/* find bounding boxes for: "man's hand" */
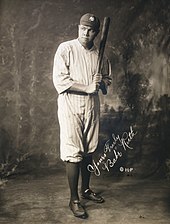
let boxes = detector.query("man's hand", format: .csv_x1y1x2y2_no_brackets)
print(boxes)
85,73,102,94
99,75,112,95
85,82,99,94
101,76,112,86
86,74,112,95
68,73,111,95
93,73,102,84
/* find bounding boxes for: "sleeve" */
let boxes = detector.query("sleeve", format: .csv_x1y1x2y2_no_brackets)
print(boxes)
52,43,75,94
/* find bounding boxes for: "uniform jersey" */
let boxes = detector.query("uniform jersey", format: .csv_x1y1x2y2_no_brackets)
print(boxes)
53,38,110,162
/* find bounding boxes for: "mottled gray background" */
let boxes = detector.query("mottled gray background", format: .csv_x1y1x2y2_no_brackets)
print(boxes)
0,0,170,178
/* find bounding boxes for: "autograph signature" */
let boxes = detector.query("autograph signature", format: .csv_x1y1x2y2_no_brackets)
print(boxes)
87,126,137,176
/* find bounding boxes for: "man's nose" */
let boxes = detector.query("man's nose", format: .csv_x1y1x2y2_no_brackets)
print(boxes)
84,29,89,36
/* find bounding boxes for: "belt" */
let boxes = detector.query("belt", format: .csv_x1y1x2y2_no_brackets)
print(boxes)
66,90,90,96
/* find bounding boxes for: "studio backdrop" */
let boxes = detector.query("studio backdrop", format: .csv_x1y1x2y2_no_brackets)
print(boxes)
0,0,170,179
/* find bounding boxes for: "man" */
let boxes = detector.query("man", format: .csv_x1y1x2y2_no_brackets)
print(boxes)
53,13,111,219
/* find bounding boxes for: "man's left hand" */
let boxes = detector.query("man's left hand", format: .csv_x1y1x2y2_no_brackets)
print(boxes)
101,76,112,86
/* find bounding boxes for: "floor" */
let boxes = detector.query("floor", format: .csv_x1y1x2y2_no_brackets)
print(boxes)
0,166,170,224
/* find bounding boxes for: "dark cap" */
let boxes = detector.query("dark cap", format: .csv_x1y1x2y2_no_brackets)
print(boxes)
80,13,100,31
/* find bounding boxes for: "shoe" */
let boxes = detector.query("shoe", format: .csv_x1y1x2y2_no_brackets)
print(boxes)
81,189,104,203
69,200,88,219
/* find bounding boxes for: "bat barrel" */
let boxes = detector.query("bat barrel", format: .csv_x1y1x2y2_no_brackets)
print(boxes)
100,17,110,42
97,17,110,73
97,17,110,95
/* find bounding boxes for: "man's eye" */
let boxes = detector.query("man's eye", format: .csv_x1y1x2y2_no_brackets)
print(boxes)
81,27,86,31
80,27,95,33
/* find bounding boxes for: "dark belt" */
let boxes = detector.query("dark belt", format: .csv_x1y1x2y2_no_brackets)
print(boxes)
66,90,90,96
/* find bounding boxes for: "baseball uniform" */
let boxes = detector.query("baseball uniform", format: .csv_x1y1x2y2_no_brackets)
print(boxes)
53,38,110,162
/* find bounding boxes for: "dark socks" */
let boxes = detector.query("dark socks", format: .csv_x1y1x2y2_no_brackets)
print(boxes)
81,155,93,193
66,161,80,201
65,156,93,201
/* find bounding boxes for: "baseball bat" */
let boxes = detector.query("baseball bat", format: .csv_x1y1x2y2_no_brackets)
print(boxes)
97,17,110,95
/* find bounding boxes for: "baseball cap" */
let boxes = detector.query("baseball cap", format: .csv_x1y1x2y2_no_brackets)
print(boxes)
80,13,100,31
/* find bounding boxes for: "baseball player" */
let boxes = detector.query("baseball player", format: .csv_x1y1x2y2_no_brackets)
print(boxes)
53,13,111,219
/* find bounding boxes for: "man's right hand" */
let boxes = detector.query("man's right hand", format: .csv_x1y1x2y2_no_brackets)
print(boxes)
68,77,100,95
85,82,100,94
85,73,102,94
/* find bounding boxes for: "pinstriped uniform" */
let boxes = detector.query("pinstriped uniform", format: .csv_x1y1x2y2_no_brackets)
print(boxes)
53,39,110,162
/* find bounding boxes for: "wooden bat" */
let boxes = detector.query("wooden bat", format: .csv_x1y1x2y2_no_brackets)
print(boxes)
97,17,110,95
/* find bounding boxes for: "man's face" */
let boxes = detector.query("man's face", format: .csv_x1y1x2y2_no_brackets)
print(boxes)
78,25,99,46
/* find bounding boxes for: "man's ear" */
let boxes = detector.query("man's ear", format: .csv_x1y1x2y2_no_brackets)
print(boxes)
95,29,100,36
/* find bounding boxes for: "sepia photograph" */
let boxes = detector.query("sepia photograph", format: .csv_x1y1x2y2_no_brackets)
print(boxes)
0,0,170,223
